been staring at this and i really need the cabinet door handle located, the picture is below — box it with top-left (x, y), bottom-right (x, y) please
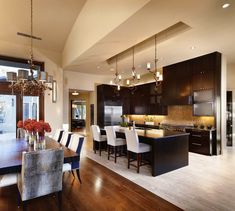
top-left (192, 134), bottom-right (202, 138)
top-left (192, 143), bottom-right (202, 146)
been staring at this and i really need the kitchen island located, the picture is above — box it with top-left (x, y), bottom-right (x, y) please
top-left (116, 128), bottom-right (189, 176)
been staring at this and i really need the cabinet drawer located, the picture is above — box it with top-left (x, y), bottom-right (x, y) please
top-left (189, 141), bottom-right (211, 155)
top-left (189, 134), bottom-right (212, 155)
top-left (190, 130), bottom-right (210, 138)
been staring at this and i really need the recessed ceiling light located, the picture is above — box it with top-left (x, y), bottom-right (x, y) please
top-left (72, 90), bottom-right (79, 96)
top-left (190, 46), bottom-right (196, 50)
top-left (222, 3), bottom-right (230, 8)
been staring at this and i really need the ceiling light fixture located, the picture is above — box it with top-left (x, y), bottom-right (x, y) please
top-left (146, 35), bottom-right (163, 88)
top-left (72, 90), bottom-right (79, 96)
top-left (126, 47), bottom-right (140, 88)
top-left (110, 57), bottom-right (122, 91)
top-left (6, 0), bottom-right (53, 96)
top-left (222, 3), bottom-right (230, 8)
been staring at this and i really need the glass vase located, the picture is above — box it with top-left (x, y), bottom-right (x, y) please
top-left (25, 132), bottom-right (30, 142)
top-left (34, 135), bottom-right (46, 151)
top-left (29, 133), bottom-right (36, 146)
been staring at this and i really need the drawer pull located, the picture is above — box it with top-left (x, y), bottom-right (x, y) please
top-left (192, 134), bottom-right (202, 138)
top-left (192, 143), bottom-right (202, 146)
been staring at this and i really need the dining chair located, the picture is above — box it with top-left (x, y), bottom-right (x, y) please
top-left (17, 148), bottom-right (64, 211)
top-left (105, 126), bottom-right (126, 163)
top-left (0, 173), bottom-right (17, 188)
top-left (63, 134), bottom-right (84, 183)
top-left (53, 129), bottom-right (64, 143)
top-left (60, 131), bottom-right (73, 147)
top-left (91, 125), bottom-right (107, 156)
top-left (17, 128), bottom-right (25, 139)
top-left (124, 129), bottom-right (151, 173)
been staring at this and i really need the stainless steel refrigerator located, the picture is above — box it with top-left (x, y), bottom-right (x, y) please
top-left (104, 105), bottom-right (122, 126)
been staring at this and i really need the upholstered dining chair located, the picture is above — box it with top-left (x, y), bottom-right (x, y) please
top-left (63, 134), bottom-right (84, 183)
top-left (60, 131), bottom-right (73, 147)
top-left (17, 148), bottom-right (64, 211)
top-left (105, 126), bottom-right (126, 163)
top-left (124, 129), bottom-right (151, 173)
top-left (91, 125), bottom-right (107, 156)
top-left (53, 129), bottom-right (64, 143)
top-left (0, 173), bottom-right (17, 188)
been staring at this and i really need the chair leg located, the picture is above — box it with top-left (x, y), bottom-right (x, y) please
top-left (57, 191), bottom-right (62, 211)
top-left (137, 153), bottom-right (140, 173)
top-left (108, 145), bottom-right (110, 160)
top-left (76, 169), bottom-right (82, 184)
top-left (127, 151), bottom-right (130, 169)
top-left (114, 146), bottom-right (117, 163)
top-left (99, 142), bottom-right (101, 156)
top-left (22, 201), bottom-right (27, 211)
top-left (93, 140), bottom-right (96, 154)
top-left (71, 170), bottom-right (75, 178)
top-left (17, 190), bottom-right (21, 208)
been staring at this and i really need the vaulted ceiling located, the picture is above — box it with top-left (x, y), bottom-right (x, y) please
top-left (0, 0), bottom-right (234, 77)
top-left (0, 0), bottom-right (86, 52)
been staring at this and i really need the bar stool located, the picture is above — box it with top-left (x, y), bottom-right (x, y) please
top-left (91, 125), bottom-right (107, 156)
top-left (124, 129), bottom-right (151, 173)
top-left (105, 126), bottom-right (126, 163)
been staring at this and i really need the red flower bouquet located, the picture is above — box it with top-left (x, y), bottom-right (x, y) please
top-left (17, 119), bottom-right (51, 135)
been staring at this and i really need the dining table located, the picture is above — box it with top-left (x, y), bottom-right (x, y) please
top-left (0, 137), bottom-right (79, 175)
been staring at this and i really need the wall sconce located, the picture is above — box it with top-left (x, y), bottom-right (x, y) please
top-left (52, 80), bottom-right (57, 103)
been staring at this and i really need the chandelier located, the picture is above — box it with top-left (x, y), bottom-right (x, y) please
top-left (146, 35), bottom-right (163, 87)
top-left (110, 57), bottom-right (122, 91)
top-left (126, 47), bottom-right (140, 87)
top-left (6, 0), bottom-right (53, 96)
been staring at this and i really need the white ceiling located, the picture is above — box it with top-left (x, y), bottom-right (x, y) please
top-left (64, 0), bottom-right (235, 76)
top-left (0, 0), bottom-right (86, 52)
top-left (0, 0), bottom-right (234, 77)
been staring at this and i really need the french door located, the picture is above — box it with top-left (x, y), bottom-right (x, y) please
top-left (0, 91), bottom-right (44, 139)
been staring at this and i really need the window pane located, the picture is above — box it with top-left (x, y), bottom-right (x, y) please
top-left (23, 96), bottom-right (39, 120)
top-left (0, 95), bottom-right (16, 139)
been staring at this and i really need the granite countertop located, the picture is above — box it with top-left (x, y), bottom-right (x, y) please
top-left (185, 127), bottom-right (216, 132)
top-left (118, 127), bottom-right (189, 140)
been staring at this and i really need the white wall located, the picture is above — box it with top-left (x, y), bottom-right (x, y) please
top-left (0, 40), bottom-right (64, 135)
top-left (63, 70), bottom-right (111, 125)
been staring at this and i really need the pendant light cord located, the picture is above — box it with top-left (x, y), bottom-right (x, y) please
top-left (30, 0), bottom-right (34, 74)
top-left (154, 35), bottom-right (157, 73)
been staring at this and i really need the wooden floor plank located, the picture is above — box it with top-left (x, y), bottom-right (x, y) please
top-left (0, 157), bottom-right (181, 211)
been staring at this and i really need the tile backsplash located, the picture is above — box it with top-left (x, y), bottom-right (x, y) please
top-left (128, 105), bottom-right (214, 127)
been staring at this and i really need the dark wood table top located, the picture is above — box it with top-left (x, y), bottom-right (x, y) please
top-left (0, 137), bottom-right (79, 175)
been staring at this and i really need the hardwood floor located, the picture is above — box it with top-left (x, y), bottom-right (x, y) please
top-left (0, 157), bottom-right (181, 211)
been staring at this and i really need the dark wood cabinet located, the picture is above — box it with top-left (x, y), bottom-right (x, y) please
top-left (97, 82), bottom-right (167, 124)
top-left (148, 83), bottom-right (167, 115)
top-left (186, 128), bottom-right (216, 155)
top-left (162, 52), bottom-right (219, 106)
top-left (97, 85), bottom-right (130, 127)
top-left (129, 83), bottom-right (167, 115)
top-left (192, 54), bottom-right (215, 91)
top-left (162, 61), bottom-right (192, 105)
top-left (130, 84), bottom-right (150, 114)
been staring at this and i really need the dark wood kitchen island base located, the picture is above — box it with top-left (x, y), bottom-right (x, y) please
top-left (117, 129), bottom-right (189, 176)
